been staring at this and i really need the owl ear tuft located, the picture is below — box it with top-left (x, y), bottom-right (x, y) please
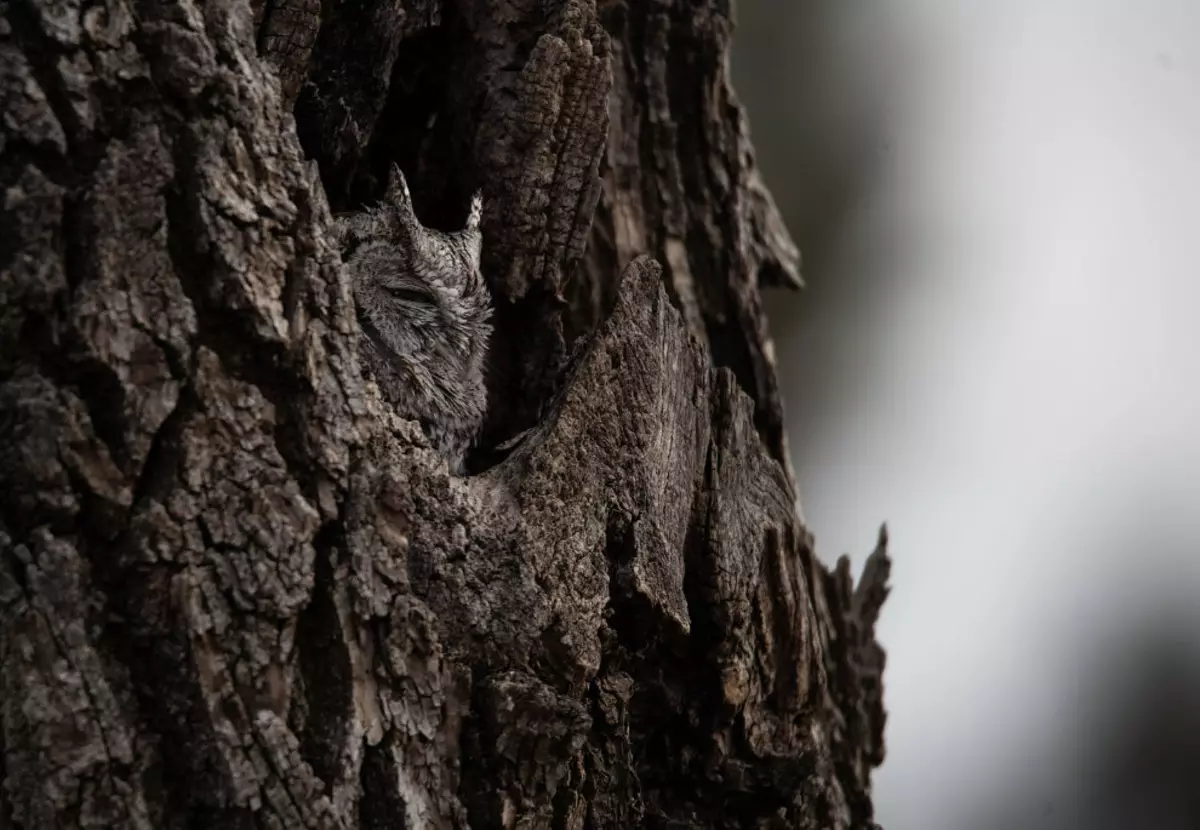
top-left (462, 226), bottom-right (482, 270)
top-left (384, 164), bottom-right (418, 229)
top-left (466, 190), bottom-right (482, 231)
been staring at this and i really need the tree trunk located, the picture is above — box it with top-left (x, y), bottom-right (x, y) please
top-left (0, 0), bottom-right (889, 827)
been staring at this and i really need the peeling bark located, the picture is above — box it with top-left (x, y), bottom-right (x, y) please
top-left (1, 0), bottom-right (888, 828)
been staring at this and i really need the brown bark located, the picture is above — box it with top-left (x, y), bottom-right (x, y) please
top-left (0, 0), bottom-right (889, 827)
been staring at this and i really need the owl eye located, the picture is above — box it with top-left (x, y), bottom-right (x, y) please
top-left (386, 285), bottom-right (437, 306)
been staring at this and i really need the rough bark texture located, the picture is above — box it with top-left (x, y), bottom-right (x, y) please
top-left (0, 0), bottom-right (889, 828)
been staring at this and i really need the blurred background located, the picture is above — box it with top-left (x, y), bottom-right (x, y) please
top-left (731, 2), bottom-right (1200, 828)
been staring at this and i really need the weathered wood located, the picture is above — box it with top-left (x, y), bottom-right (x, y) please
top-left (0, 0), bottom-right (888, 827)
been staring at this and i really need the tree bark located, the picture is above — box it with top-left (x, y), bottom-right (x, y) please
top-left (0, 0), bottom-right (889, 827)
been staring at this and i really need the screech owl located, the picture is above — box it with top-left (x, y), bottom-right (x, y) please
top-left (334, 165), bottom-right (492, 473)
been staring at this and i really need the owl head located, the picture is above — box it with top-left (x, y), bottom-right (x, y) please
top-left (335, 165), bottom-right (492, 466)
top-left (336, 164), bottom-right (491, 392)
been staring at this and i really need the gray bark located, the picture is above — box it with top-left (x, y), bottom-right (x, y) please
top-left (0, 0), bottom-right (889, 827)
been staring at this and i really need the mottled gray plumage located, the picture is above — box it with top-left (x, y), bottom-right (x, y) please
top-left (335, 165), bottom-right (491, 472)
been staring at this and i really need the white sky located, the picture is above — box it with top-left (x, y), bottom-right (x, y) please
top-left (759, 2), bottom-right (1200, 827)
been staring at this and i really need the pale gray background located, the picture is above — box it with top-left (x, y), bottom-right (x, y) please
top-left (733, 2), bottom-right (1200, 828)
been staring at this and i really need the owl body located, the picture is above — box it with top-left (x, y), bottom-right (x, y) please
top-left (336, 166), bottom-right (491, 472)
